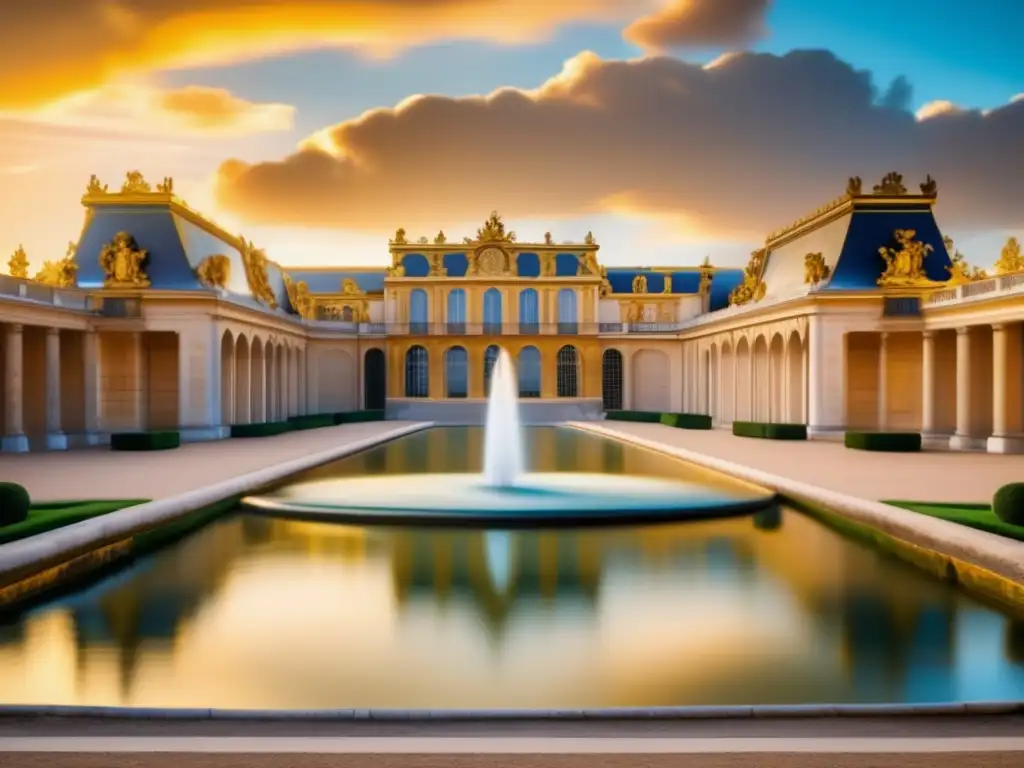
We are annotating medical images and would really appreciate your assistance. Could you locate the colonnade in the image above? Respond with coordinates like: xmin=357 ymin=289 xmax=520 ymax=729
xmin=217 ymin=329 xmax=308 ymax=427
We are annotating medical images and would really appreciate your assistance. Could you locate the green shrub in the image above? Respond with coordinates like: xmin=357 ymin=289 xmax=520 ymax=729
xmin=753 ymin=507 xmax=783 ymax=531
xmin=605 ymin=410 xmax=661 ymax=423
xmin=230 ymin=421 xmax=292 ymax=438
xmin=844 ymin=431 xmax=922 ymax=452
xmin=0 ymin=482 xmax=30 ymax=527
xmin=333 ymin=410 xmax=386 ymax=424
xmin=732 ymin=421 xmax=806 ymax=440
xmin=660 ymin=412 xmax=713 ymax=430
xmin=993 ymin=483 xmax=1024 ymax=527
xmin=287 ymin=414 xmax=335 ymax=430
xmin=733 ymin=421 xmax=765 ymax=438
xmin=110 ymin=431 xmax=180 ymax=451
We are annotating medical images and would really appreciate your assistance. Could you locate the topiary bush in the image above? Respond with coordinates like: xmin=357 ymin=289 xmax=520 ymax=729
xmin=763 ymin=423 xmax=808 ymax=440
xmin=732 ymin=421 xmax=765 ymax=438
xmin=0 ymin=482 xmax=30 ymax=527
xmin=230 ymin=421 xmax=292 ymax=438
xmin=993 ymin=482 xmax=1024 ymax=527
xmin=604 ymin=410 xmax=661 ymax=423
xmin=660 ymin=412 xmax=713 ymax=430
xmin=110 ymin=431 xmax=181 ymax=451
xmin=287 ymin=414 xmax=335 ymax=430
xmin=844 ymin=431 xmax=921 ymax=452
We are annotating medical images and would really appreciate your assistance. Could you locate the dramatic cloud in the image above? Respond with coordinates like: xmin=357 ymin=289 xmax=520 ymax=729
xmin=212 ymin=50 xmax=1024 ymax=238
xmin=0 ymin=0 xmax=661 ymax=109
xmin=17 ymin=84 xmax=295 ymax=137
xmin=624 ymin=0 xmax=770 ymax=52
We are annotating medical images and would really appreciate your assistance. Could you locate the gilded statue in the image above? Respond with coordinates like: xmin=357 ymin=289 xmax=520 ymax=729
xmin=195 ymin=254 xmax=231 ymax=289
xmin=434 ymin=230 xmax=447 ymax=245
xmin=284 ymin=275 xmax=315 ymax=319
xmin=584 ymin=231 xmax=595 ymax=246
xmin=387 ymin=263 xmax=406 ymax=277
xmin=631 ymin=273 xmax=647 ymax=294
xmin=473 ymin=211 xmax=516 ymax=243
xmin=598 ymin=265 xmax=611 ymax=298
xmin=873 ymin=172 xmax=906 ymax=196
xmin=698 ymin=270 xmax=712 ymax=297
xmin=665 ymin=273 xmax=675 ymax=294
xmin=35 ymin=255 xmax=78 ymax=288
xmin=239 ymin=237 xmax=277 ymax=307
xmin=919 ymin=175 xmax=938 ymax=197
xmin=946 ymin=249 xmax=987 ymax=283
xmin=576 ymin=251 xmax=600 ymax=276
xmin=995 ymin=236 xmax=1023 ymax=274
xmin=85 ymin=174 xmax=108 ymax=195
xmin=877 ymin=229 xmax=934 ymax=287
xmin=341 ymin=277 xmax=365 ymax=295
xmin=428 ymin=253 xmax=447 ymax=277
xmin=100 ymin=232 xmax=150 ymax=288
xmin=540 ymin=252 xmax=556 ymax=277
xmin=804 ymin=252 xmax=831 ymax=284
xmin=8 ymin=245 xmax=28 ymax=279
xmin=846 ymin=176 xmax=862 ymax=196
xmin=417 ymin=236 xmax=429 ymax=244
xmin=121 ymin=171 xmax=152 ymax=194
xmin=156 ymin=177 xmax=174 ymax=194
xmin=624 ymin=302 xmax=644 ymax=324
xmin=390 ymin=228 xmax=408 ymax=245
xmin=544 ymin=232 xmax=553 ymax=245
xmin=728 ymin=249 xmax=767 ymax=306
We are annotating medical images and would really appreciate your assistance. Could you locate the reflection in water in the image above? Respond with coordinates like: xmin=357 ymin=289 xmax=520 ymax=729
xmin=1 ymin=428 xmax=1022 ymax=709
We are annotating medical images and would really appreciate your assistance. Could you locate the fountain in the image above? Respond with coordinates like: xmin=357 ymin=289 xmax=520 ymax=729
xmin=241 ymin=349 xmax=775 ymax=524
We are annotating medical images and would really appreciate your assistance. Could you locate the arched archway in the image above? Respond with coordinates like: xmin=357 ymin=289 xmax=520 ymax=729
xmin=364 ymin=348 xmax=386 ymax=410
xmin=556 ymin=345 xmax=580 ymax=397
xmin=632 ymin=349 xmax=670 ymax=412
xmin=785 ymin=331 xmax=805 ymax=423
xmin=220 ymin=330 xmax=234 ymax=425
xmin=602 ymin=349 xmax=623 ymax=410
xmin=445 ymin=346 xmax=469 ymax=398
xmin=234 ymin=334 xmax=250 ymax=425
xmin=707 ymin=345 xmax=719 ymax=418
xmin=752 ymin=335 xmax=769 ymax=421
xmin=517 ymin=346 xmax=541 ymax=398
xmin=483 ymin=345 xmax=500 ymax=395
xmin=483 ymin=289 xmax=502 ymax=334
xmin=769 ymin=333 xmax=785 ymax=422
xmin=410 ymin=289 xmax=429 ymax=334
xmin=518 ymin=289 xmax=539 ymax=334
xmin=405 ymin=346 xmax=429 ymax=398
xmin=557 ymin=289 xmax=578 ymax=334
xmin=250 ymin=337 xmax=265 ymax=422
xmin=720 ymin=340 xmax=734 ymax=423
xmin=735 ymin=337 xmax=751 ymax=421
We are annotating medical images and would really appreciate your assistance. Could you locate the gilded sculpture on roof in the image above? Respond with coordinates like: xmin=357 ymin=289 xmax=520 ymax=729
xmin=390 ymin=228 xmax=408 ymax=245
xmin=121 ymin=171 xmax=152 ymax=194
xmin=239 ymin=237 xmax=277 ymax=307
xmin=632 ymin=273 xmax=647 ymax=294
xmin=85 ymin=175 xmax=108 ymax=195
xmin=995 ymin=236 xmax=1023 ymax=274
xmin=100 ymin=232 xmax=150 ymax=288
xmin=576 ymin=251 xmax=600 ymax=276
xmin=598 ymin=265 xmax=611 ymax=298
xmin=540 ymin=252 xmax=556 ymax=276
xmin=157 ymin=177 xmax=174 ymax=194
xmin=8 ymin=245 xmax=28 ymax=279
xmin=342 ymin=277 xmax=365 ymax=295
xmin=804 ymin=252 xmax=831 ymax=284
xmin=943 ymin=236 xmax=986 ymax=283
xmin=195 ymin=254 xmax=231 ymax=289
xmin=284 ymin=275 xmax=315 ymax=319
xmin=877 ymin=229 xmax=933 ymax=287
xmin=469 ymin=211 xmax=516 ymax=244
xmin=434 ymin=230 xmax=447 ymax=245
xmin=846 ymin=176 xmax=862 ymax=196
xmin=35 ymin=248 xmax=78 ymax=288
xmin=544 ymin=232 xmax=553 ymax=245
xmin=728 ymin=248 xmax=767 ymax=306
xmin=428 ymin=252 xmax=447 ymax=277
xmin=873 ymin=172 xmax=907 ymax=196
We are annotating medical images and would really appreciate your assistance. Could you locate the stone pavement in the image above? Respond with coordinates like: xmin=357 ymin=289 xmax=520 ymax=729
xmin=0 ymin=422 xmax=425 ymax=502
xmin=581 ymin=423 xmax=1024 ymax=504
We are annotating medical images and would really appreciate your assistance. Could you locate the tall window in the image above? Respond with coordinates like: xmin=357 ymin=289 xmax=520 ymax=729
xmin=445 ymin=346 xmax=468 ymax=398
xmin=518 ymin=288 xmax=539 ymax=334
xmin=364 ymin=348 xmax=387 ymax=410
xmin=447 ymin=288 xmax=466 ymax=334
xmin=518 ymin=346 xmax=541 ymax=398
xmin=602 ymin=349 xmax=623 ymax=410
xmin=404 ymin=345 xmax=429 ymax=398
xmin=409 ymin=289 xmax=429 ymax=334
xmin=483 ymin=288 xmax=502 ymax=334
xmin=484 ymin=345 xmax=500 ymax=395
xmin=556 ymin=345 xmax=579 ymax=397
xmin=557 ymin=288 xmax=578 ymax=334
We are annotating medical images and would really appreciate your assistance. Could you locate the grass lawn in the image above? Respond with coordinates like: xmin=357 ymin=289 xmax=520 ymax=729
xmin=0 ymin=499 xmax=149 ymax=546
xmin=885 ymin=500 xmax=1024 ymax=542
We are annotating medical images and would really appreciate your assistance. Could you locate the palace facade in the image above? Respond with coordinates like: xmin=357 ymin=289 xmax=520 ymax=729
xmin=1 ymin=171 xmax=1023 ymax=452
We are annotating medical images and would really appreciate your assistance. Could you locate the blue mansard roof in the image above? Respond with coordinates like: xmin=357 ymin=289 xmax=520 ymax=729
xmin=605 ymin=267 xmax=743 ymax=309
xmin=285 ymin=269 xmax=386 ymax=294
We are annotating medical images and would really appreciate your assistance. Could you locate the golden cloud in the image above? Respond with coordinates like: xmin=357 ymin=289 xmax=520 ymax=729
xmin=623 ymin=0 xmax=771 ymax=52
xmin=212 ymin=50 xmax=1024 ymax=236
xmin=0 ymin=0 xmax=658 ymax=109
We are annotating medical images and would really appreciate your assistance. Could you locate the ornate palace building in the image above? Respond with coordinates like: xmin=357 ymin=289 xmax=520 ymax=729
xmin=1 ymin=170 xmax=1022 ymax=452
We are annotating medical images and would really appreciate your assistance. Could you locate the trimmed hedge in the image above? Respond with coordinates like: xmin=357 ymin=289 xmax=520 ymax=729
xmin=110 ymin=431 xmax=181 ymax=451
xmin=0 ymin=482 xmax=30 ymax=527
xmin=230 ymin=421 xmax=292 ymax=438
xmin=993 ymin=483 xmax=1024 ymax=527
xmin=844 ymin=431 xmax=922 ymax=452
xmin=753 ymin=506 xmax=783 ymax=531
xmin=333 ymin=409 xmax=386 ymax=424
xmin=287 ymin=414 xmax=336 ymax=430
xmin=732 ymin=421 xmax=807 ymax=440
xmin=605 ymin=410 xmax=662 ymax=423
xmin=660 ymin=412 xmax=713 ymax=430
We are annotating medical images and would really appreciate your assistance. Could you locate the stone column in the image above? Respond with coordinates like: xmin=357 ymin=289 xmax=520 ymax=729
xmin=987 ymin=323 xmax=1024 ymax=452
xmin=178 ymin=324 xmax=224 ymax=441
xmin=44 ymin=327 xmax=67 ymax=450
xmin=621 ymin=351 xmax=632 ymax=410
xmin=82 ymin=329 xmax=102 ymax=444
xmin=921 ymin=330 xmax=936 ymax=435
xmin=746 ymin=352 xmax=754 ymax=421
xmin=2 ymin=324 xmax=28 ymax=453
xmin=877 ymin=332 xmax=888 ymax=430
xmin=950 ymin=326 xmax=974 ymax=450
xmin=807 ymin=314 xmax=846 ymax=438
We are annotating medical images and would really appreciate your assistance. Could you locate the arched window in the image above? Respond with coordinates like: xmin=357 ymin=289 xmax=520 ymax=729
xmin=557 ymin=288 xmax=578 ymax=334
xmin=409 ymin=289 xmax=429 ymax=334
xmin=364 ymin=348 xmax=387 ymax=410
xmin=447 ymin=288 xmax=466 ymax=334
xmin=517 ymin=346 xmax=541 ymax=398
xmin=483 ymin=288 xmax=502 ymax=334
xmin=404 ymin=345 xmax=429 ymax=398
xmin=557 ymin=345 xmax=579 ymax=397
xmin=483 ymin=345 xmax=500 ymax=395
xmin=445 ymin=346 xmax=469 ymax=398
xmin=602 ymin=349 xmax=623 ymax=410
xmin=518 ymin=288 xmax=539 ymax=334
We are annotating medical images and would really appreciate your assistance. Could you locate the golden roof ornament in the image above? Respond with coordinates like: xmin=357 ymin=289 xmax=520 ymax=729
xmin=390 ymin=228 xmax=408 ymax=245
xmin=85 ymin=174 xmax=108 ymax=195
xmin=846 ymin=176 xmax=863 ymax=196
xmin=387 ymin=263 xmax=406 ymax=277
xmin=341 ymin=277 xmax=365 ymax=295
xmin=472 ymin=211 xmax=515 ymax=243
xmin=428 ymin=252 xmax=447 ymax=277
xmin=995 ymin=236 xmax=1023 ymax=274
xmin=8 ymin=245 xmax=28 ymax=279
xmin=434 ymin=230 xmax=447 ymax=245
xmin=877 ymin=229 xmax=934 ymax=287
xmin=873 ymin=172 xmax=906 ymax=196
xmin=728 ymin=248 xmax=767 ymax=306
xmin=239 ymin=236 xmax=277 ymax=307
xmin=632 ymin=273 xmax=647 ymax=294
xmin=100 ymin=231 xmax=150 ymax=288
xmin=34 ymin=253 xmax=78 ymax=288
xmin=598 ymin=265 xmax=611 ymax=298
xmin=157 ymin=177 xmax=174 ymax=194
xmin=804 ymin=252 xmax=831 ymax=284
xmin=195 ymin=254 xmax=231 ymax=290
xmin=919 ymin=175 xmax=937 ymax=197
xmin=540 ymin=252 xmax=556 ymax=276
xmin=121 ymin=171 xmax=152 ymax=194
xmin=284 ymin=274 xmax=315 ymax=319
xmin=584 ymin=231 xmax=595 ymax=246
xmin=544 ymin=232 xmax=553 ymax=245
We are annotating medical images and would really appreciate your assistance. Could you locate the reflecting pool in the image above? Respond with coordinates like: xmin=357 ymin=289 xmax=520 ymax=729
xmin=1 ymin=427 xmax=1022 ymax=709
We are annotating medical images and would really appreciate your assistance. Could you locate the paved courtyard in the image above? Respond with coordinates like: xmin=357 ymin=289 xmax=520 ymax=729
xmin=0 ymin=422 xmax=424 ymax=502
xmin=575 ymin=423 xmax=1024 ymax=504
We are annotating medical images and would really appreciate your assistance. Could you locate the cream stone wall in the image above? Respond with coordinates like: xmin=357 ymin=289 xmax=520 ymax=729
xmin=146 ymin=331 xmax=180 ymax=430
xmin=59 ymin=331 xmax=85 ymax=435
xmin=99 ymin=332 xmax=144 ymax=432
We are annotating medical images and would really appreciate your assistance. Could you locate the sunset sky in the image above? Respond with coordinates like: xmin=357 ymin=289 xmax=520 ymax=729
xmin=0 ymin=0 xmax=1021 ymax=273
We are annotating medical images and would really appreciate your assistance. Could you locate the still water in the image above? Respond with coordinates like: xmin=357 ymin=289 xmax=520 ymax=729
xmin=1 ymin=427 xmax=1023 ymax=708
